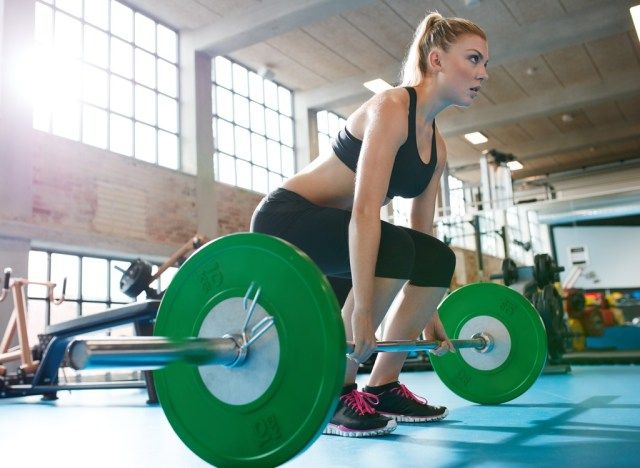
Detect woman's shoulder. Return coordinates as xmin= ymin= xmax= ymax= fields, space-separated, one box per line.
xmin=366 ymin=87 xmax=410 ymax=112
xmin=360 ymin=87 xmax=411 ymax=127
xmin=346 ymin=87 xmax=410 ymax=139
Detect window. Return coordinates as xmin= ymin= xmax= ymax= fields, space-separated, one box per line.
xmin=391 ymin=172 xmax=469 ymax=231
xmin=479 ymin=210 xmax=504 ymax=258
xmin=390 ymin=198 xmax=411 ymax=227
xmin=448 ymin=175 xmax=466 ymax=216
xmin=527 ymin=210 xmax=550 ymax=260
xmin=211 ymin=57 xmax=295 ymax=194
xmin=316 ymin=110 xmax=345 ymax=158
xmin=27 ymin=249 xmax=176 ymax=342
xmin=437 ymin=216 xmax=475 ymax=250
xmin=32 ymin=0 xmax=181 ymax=170
xmin=504 ymin=207 xmax=541 ymax=265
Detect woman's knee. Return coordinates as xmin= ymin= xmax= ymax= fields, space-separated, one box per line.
xmin=375 ymin=224 xmax=415 ymax=279
xmin=440 ymin=243 xmax=456 ymax=280
xmin=409 ymin=233 xmax=456 ymax=287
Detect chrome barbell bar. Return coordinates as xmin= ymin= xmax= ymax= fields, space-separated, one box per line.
xmin=68 ymin=335 xmax=489 ymax=371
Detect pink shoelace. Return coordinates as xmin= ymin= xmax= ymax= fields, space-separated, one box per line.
xmin=341 ymin=389 xmax=379 ymax=416
xmin=391 ymin=384 xmax=428 ymax=405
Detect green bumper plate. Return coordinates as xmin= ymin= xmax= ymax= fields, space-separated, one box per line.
xmin=154 ymin=233 xmax=345 ymax=467
xmin=431 ymin=283 xmax=547 ymax=404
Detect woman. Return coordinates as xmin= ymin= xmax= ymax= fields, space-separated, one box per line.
xmin=251 ymin=12 xmax=489 ymax=437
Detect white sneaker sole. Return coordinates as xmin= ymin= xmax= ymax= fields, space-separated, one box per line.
xmin=322 ymin=419 xmax=397 ymax=437
xmin=381 ymin=408 xmax=449 ymax=423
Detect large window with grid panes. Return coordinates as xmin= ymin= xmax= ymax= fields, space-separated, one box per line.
xmin=32 ymin=0 xmax=181 ymax=169
xmin=211 ymin=57 xmax=295 ymax=194
xmin=316 ymin=110 xmax=346 ymax=159
xmin=26 ymin=249 xmax=177 ymax=344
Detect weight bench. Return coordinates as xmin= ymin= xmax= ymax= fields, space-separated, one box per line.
xmin=0 ymin=300 xmax=160 ymax=402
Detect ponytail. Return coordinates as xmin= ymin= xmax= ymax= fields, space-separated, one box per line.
xmin=400 ymin=12 xmax=486 ymax=86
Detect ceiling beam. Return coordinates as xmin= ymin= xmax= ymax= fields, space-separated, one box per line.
xmin=518 ymin=158 xmax=640 ymax=184
xmin=184 ymin=0 xmax=376 ymax=56
xmin=299 ymin=0 xmax=636 ymax=110
xmin=514 ymin=123 xmax=640 ymax=161
xmin=439 ymin=70 xmax=640 ymax=137
xmin=449 ymin=122 xmax=640 ymax=173
xmin=516 ymin=151 xmax=640 ymax=180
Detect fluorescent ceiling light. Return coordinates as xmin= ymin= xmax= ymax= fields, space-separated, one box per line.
xmin=464 ymin=132 xmax=488 ymax=144
xmin=631 ymin=5 xmax=640 ymax=40
xmin=363 ymin=78 xmax=392 ymax=93
xmin=507 ymin=160 xmax=523 ymax=171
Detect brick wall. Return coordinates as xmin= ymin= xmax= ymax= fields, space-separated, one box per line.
xmin=215 ymin=182 xmax=264 ymax=236
xmin=3 ymin=131 xmax=264 ymax=255
xmin=31 ymin=132 xmax=198 ymax=245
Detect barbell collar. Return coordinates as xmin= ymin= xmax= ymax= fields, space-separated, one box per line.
xmin=68 ymin=336 xmax=240 ymax=370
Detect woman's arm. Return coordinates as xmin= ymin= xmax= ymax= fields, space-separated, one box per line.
xmin=410 ymin=134 xmax=455 ymax=354
xmin=348 ymin=92 xmax=407 ymax=363
xmin=410 ymin=132 xmax=447 ymax=234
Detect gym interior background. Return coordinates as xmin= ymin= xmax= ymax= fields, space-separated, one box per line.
xmin=1 ymin=0 xmax=639 ymax=466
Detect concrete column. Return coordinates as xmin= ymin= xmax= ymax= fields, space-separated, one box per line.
xmin=294 ymin=96 xmax=318 ymax=169
xmin=0 ymin=4 xmax=34 ymax=350
xmin=0 ymin=0 xmax=4 ymax=95
xmin=193 ymin=52 xmax=218 ymax=238
xmin=0 ymin=0 xmax=35 ymax=221
xmin=179 ymin=38 xmax=218 ymax=238
xmin=306 ymin=109 xmax=319 ymax=164
xmin=439 ymin=163 xmax=451 ymax=217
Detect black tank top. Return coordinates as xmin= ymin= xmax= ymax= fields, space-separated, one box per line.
xmin=331 ymin=87 xmax=438 ymax=199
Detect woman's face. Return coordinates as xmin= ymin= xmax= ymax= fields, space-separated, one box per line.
xmin=437 ymin=34 xmax=489 ymax=107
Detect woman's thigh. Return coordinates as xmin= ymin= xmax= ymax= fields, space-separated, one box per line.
xmin=252 ymin=191 xmax=415 ymax=280
xmin=400 ymin=227 xmax=456 ymax=288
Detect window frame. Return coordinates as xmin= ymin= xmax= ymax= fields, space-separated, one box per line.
xmin=316 ymin=109 xmax=346 ymax=160
xmin=32 ymin=0 xmax=182 ymax=170
xmin=211 ymin=56 xmax=296 ymax=194
xmin=27 ymin=248 xmax=173 ymax=327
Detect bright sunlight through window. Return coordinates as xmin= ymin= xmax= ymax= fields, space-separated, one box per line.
xmin=32 ymin=0 xmax=181 ymax=170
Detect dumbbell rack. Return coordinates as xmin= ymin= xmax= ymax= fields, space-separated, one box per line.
xmin=491 ymin=258 xmax=570 ymax=374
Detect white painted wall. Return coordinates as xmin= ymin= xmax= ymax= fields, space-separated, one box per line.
xmin=554 ymin=226 xmax=640 ymax=289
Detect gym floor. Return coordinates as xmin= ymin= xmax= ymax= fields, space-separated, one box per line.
xmin=1 ymin=365 xmax=639 ymax=467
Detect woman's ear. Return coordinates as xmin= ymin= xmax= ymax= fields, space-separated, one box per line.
xmin=428 ymin=49 xmax=443 ymax=72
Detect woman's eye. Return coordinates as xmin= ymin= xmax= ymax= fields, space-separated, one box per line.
xmin=469 ymin=55 xmax=479 ymax=64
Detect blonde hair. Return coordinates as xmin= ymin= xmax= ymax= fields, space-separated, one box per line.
xmin=400 ymin=12 xmax=486 ymax=86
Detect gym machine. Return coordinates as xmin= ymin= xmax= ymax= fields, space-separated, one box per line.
xmin=0 ymin=267 xmax=160 ymax=400
xmin=0 ymin=235 xmax=205 ymax=401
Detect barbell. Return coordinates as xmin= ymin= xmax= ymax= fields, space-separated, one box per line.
xmin=67 ymin=233 xmax=547 ymax=467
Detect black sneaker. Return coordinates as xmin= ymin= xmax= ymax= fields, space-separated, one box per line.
xmin=364 ymin=381 xmax=448 ymax=423
xmin=323 ymin=384 xmax=397 ymax=437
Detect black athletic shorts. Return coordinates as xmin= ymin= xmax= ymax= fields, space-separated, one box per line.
xmin=250 ymin=188 xmax=455 ymax=288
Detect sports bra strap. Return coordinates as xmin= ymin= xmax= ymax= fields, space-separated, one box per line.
xmin=405 ymin=86 xmax=417 ymax=141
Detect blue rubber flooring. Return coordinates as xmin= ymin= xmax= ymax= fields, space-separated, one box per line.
xmin=1 ymin=365 xmax=638 ymax=467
